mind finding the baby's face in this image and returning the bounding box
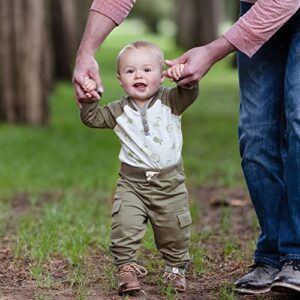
[117,48,164,102]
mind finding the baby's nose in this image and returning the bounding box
[135,71,143,78]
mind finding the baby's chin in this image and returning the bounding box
[131,97,149,102]
[130,94,152,101]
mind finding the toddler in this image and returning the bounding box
[79,41,198,294]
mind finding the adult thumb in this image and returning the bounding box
[165,54,186,66]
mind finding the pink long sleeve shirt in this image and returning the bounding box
[91,0,300,57]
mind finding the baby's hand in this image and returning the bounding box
[82,77,98,99]
[165,64,184,82]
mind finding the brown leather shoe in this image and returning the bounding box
[163,271,186,292]
[117,263,147,295]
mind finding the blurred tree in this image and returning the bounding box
[225,0,239,22]
[50,0,77,79]
[75,0,94,42]
[50,0,92,79]
[130,0,174,33]
[0,0,91,125]
[224,0,239,68]
[0,0,52,125]
[176,0,223,49]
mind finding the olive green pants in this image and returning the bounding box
[110,161,192,269]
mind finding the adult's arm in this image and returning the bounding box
[73,0,135,104]
[166,0,300,86]
[90,0,136,25]
[225,0,300,57]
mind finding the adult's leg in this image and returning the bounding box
[237,2,289,269]
[271,17,300,293]
[279,9,300,261]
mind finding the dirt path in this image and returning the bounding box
[0,188,296,299]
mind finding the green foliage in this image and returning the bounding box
[190,227,212,273]
[218,283,235,300]
[0,201,10,237]
[130,0,175,33]
[15,193,110,263]
[0,28,242,196]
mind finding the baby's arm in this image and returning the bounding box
[163,64,199,114]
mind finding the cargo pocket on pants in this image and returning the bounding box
[111,200,123,239]
[177,210,192,228]
[111,200,122,216]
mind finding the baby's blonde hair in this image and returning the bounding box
[116,41,165,74]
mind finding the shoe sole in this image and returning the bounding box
[235,287,271,295]
[271,282,300,294]
[119,287,141,295]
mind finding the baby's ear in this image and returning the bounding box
[116,74,123,87]
[160,73,165,84]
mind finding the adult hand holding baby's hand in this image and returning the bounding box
[163,63,196,89]
[163,46,214,87]
[164,37,235,87]
[82,77,101,100]
[72,53,102,107]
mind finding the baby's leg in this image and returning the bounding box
[149,186,191,269]
[148,173,191,292]
[110,179,148,267]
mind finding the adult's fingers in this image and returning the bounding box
[74,73,100,101]
[176,75,200,87]
[89,69,104,94]
[74,82,86,108]
[165,54,187,67]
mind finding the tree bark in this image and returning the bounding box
[50,0,92,80]
[0,0,93,125]
[176,0,222,49]
[51,0,77,79]
[0,0,52,125]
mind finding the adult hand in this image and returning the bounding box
[164,46,213,87]
[164,36,235,87]
[72,53,102,107]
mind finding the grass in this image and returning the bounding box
[15,192,110,263]
[0,23,242,196]
[0,21,251,299]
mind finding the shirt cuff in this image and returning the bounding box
[90,0,134,25]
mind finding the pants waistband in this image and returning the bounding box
[119,161,183,181]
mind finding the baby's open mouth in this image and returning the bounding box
[134,82,147,88]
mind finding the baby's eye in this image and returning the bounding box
[144,68,151,72]
[126,69,134,74]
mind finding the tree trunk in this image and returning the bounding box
[50,0,77,79]
[176,0,222,49]
[0,0,52,125]
[50,0,92,80]
[75,0,94,44]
